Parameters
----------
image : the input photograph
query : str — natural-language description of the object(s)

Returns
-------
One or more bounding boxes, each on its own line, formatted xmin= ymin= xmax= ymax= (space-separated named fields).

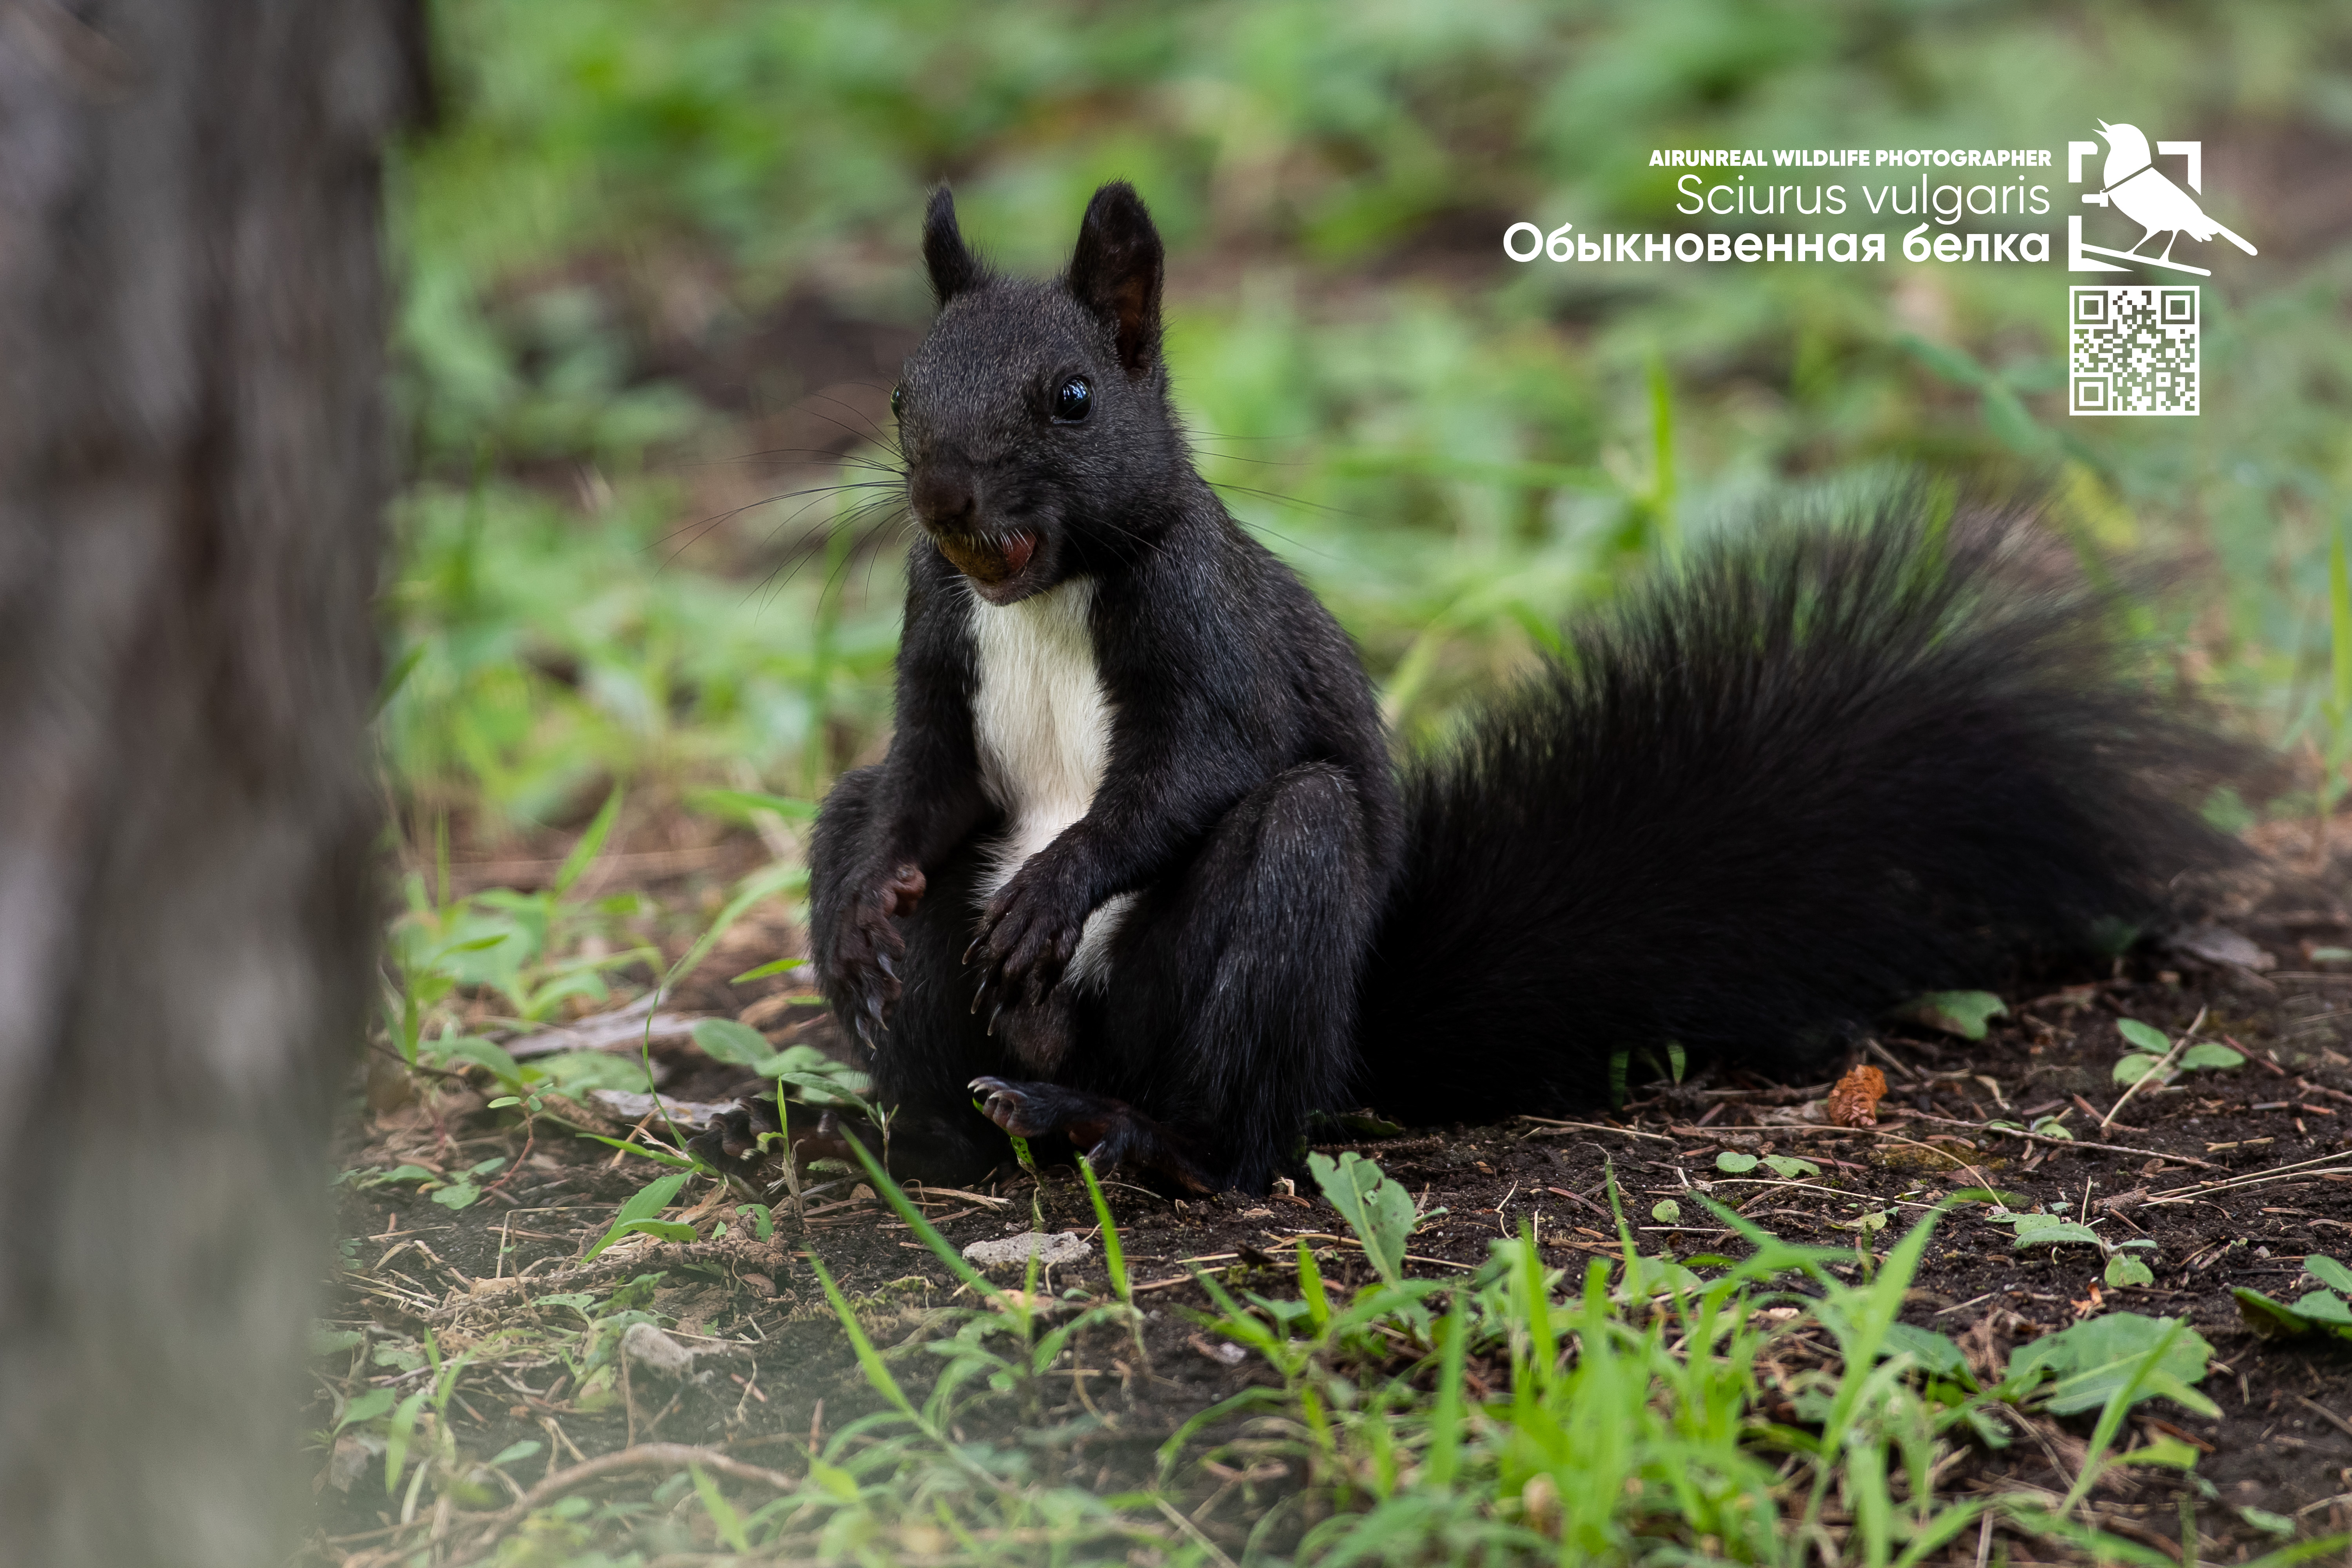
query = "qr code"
xmin=2069 ymin=287 xmax=2198 ymax=416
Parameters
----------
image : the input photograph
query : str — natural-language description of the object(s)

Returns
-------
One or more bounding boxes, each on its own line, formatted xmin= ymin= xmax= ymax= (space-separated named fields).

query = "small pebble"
xmin=961 ymin=1231 xmax=1092 ymax=1270
xmin=620 ymin=1321 xmax=697 ymax=1376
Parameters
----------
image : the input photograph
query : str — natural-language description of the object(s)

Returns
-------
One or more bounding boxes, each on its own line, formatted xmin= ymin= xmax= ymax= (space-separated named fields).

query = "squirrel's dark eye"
xmin=1053 ymin=376 xmax=1091 ymax=423
xmin=890 ymin=384 xmax=904 ymax=418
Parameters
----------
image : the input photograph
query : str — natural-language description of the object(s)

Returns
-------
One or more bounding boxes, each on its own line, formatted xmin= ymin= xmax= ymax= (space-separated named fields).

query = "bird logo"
xmin=2070 ymin=121 xmax=2255 ymax=275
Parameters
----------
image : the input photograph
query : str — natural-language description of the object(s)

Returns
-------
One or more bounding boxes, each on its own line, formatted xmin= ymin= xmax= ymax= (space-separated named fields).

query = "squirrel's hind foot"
xmin=969 ymin=1075 xmax=1214 ymax=1192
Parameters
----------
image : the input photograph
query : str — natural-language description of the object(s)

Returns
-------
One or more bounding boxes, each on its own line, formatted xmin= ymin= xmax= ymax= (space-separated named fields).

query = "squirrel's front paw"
xmin=965 ymin=864 xmax=1087 ymax=1019
xmin=821 ymin=863 xmax=926 ymax=1045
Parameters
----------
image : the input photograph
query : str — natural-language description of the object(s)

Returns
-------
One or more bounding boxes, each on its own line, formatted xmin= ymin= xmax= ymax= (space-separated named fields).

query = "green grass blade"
xmin=837 ymin=1125 xmax=1006 ymax=1307
xmin=552 ymin=784 xmax=623 ymax=896
xmin=2058 ymin=1316 xmax=2188 ymax=1516
xmin=1075 ymin=1153 xmax=1129 ymax=1306
xmin=2240 ymin=1533 xmax=2352 ymax=1568
xmin=2332 ymin=519 xmax=2352 ymax=726
xmin=1648 ymin=349 xmax=1679 ymax=560
xmin=1425 ymin=1287 xmax=1470 ymax=1486
xmin=804 ymin=1247 xmax=922 ymax=1427
xmin=690 ymin=1463 xmax=752 ymax=1553
xmin=1891 ymin=1499 xmax=1991 ymax=1568
xmin=1516 ymin=1222 xmax=1557 ymax=1399
xmin=1297 ymin=1240 xmax=1330 ymax=1336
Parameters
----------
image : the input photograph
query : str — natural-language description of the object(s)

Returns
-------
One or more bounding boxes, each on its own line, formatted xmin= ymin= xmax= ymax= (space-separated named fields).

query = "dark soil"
xmin=308 ymin=827 xmax=2352 ymax=1564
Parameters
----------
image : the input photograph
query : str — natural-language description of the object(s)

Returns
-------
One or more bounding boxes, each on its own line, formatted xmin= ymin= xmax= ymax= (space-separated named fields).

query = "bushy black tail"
xmin=1352 ymin=495 xmax=2251 ymax=1120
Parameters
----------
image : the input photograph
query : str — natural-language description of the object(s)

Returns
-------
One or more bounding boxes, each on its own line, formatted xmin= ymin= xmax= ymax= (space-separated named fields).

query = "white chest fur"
xmin=966 ymin=578 xmax=1134 ymax=989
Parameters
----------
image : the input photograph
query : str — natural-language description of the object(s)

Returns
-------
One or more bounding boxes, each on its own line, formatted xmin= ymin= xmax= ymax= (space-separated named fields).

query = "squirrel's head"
xmin=893 ymin=181 xmax=1181 ymax=605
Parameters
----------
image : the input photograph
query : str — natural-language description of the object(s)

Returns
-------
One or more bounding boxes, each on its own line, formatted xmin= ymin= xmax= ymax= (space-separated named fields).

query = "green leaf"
xmin=430 ymin=1180 xmax=481 ymax=1209
xmin=2308 ymin=1255 xmax=2352 ymax=1293
xmin=310 ymin=1326 xmax=365 ymax=1356
xmin=1307 ymin=1151 xmax=1415 ymax=1287
xmin=774 ymin=1066 xmax=874 ymax=1108
xmin=488 ymin=1439 xmax=542 ymax=1467
xmin=2011 ymin=1313 xmax=2216 ymax=1416
xmin=2242 ymin=1507 xmax=2298 ymax=1539
xmin=691 ymin=1463 xmax=752 ymax=1554
xmin=1897 ymin=331 xmax=1988 ymax=389
xmin=1882 ymin=1321 xmax=1969 ymax=1379
xmin=532 ymin=1050 xmax=654 ymax=1093
xmin=584 ymin=1171 xmax=691 ymax=1261
xmin=2029 ymin=1116 xmax=2074 ymax=1139
xmin=1651 ymin=1200 xmax=1682 ymax=1223
xmin=728 ymin=956 xmax=805 ymax=984
xmin=421 ymin=1034 xmax=525 ymax=1089
xmin=2334 ymin=519 xmax=2352 ymax=724
xmin=2236 ymin=1287 xmax=2327 ymax=1340
xmin=690 ymin=1017 xmax=775 ymax=1068
xmin=2178 ymin=1043 xmax=2245 ymax=1071
xmin=1904 ymin=989 xmax=2008 ymax=1040
xmin=2293 ymin=1290 xmax=2352 ymax=1325
xmin=2115 ymin=1436 xmax=2201 ymax=1470
xmin=664 ymin=861 xmax=808 ymax=994
xmin=683 ymin=787 xmax=818 ymax=824
xmin=1714 ymin=1151 xmax=1759 ymax=1173
xmin=551 ymin=785 xmax=624 ymax=897
xmin=2116 ymin=1019 xmax=2172 ymax=1054
xmin=1761 ymin=1154 xmax=1819 ymax=1179
xmin=1998 ymin=1212 xmax=2105 ymax=1248
xmin=385 ymin=1387 xmax=429 ymax=1493
xmin=2111 ymin=1054 xmax=2162 ymax=1085
xmin=1947 ymin=1187 xmax=2031 ymax=1208
xmin=578 ymin=1132 xmax=698 ymax=1169
xmin=374 ymin=642 xmax=426 ymax=717
xmin=2105 ymin=1254 xmax=2155 ymax=1288
xmin=737 ymin=1203 xmax=774 ymax=1242
xmin=336 ymin=1387 xmax=394 ymax=1431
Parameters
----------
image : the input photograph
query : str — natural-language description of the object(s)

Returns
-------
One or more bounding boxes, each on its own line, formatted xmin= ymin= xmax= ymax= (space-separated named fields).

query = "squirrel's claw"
xmin=968 ymin=1075 xmax=1041 ymax=1137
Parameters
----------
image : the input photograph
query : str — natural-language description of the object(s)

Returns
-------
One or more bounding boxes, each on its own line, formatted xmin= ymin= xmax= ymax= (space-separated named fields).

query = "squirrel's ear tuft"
xmin=923 ymin=185 xmax=983 ymax=305
xmin=1067 ymin=181 xmax=1164 ymax=374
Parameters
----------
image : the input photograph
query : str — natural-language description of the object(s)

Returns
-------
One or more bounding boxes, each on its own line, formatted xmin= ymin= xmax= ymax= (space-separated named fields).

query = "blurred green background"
xmin=381 ymin=0 xmax=2352 ymax=847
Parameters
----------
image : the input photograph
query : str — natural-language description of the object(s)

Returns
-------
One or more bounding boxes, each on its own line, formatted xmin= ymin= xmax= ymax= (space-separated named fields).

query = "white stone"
xmin=959 ymin=1230 xmax=1093 ymax=1270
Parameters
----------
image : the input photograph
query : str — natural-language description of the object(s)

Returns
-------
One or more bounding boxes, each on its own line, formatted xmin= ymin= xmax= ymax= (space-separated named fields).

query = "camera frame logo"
xmin=2063 ymin=122 xmax=2253 ymax=418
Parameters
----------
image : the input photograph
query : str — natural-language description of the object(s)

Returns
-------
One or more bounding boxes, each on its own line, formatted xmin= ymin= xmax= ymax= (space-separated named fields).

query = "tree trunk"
xmin=0 ymin=3 xmax=419 ymax=1562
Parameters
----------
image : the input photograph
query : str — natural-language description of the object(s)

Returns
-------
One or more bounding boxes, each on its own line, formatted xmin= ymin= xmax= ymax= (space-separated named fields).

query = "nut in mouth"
xmin=931 ymin=527 xmax=1037 ymax=585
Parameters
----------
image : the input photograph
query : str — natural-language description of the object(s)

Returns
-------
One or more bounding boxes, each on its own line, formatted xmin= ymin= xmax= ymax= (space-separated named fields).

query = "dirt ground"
xmin=309 ymin=823 xmax=2352 ymax=1565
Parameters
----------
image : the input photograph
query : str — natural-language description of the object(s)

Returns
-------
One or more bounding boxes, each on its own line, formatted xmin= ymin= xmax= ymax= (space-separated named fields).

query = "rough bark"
xmin=0 ymin=2 xmax=418 ymax=1562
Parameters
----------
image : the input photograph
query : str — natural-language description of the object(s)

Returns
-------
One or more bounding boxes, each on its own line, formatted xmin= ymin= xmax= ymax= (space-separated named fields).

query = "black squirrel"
xmin=690 ymin=181 xmax=2245 ymax=1194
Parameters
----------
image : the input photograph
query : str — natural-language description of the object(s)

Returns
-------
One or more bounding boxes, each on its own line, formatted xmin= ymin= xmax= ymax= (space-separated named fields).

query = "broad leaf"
xmin=1308 ymin=1151 xmax=1414 ymax=1287
xmin=2010 ymin=1312 xmax=2215 ymax=1416
xmin=2308 ymin=1255 xmax=2352 ymax=1293
xmin=584 ymin=1172 xmax=692 ymax=1261
xmin=1904 ymin=990 xmax=2008 ymax=1040
xmin=691 ymin=1018 xmax=775 ymax=1067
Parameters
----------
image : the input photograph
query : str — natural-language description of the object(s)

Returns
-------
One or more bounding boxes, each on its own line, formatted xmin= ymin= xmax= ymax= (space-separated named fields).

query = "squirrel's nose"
xmin=911 ymin=468 xmax=978 ymax=531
